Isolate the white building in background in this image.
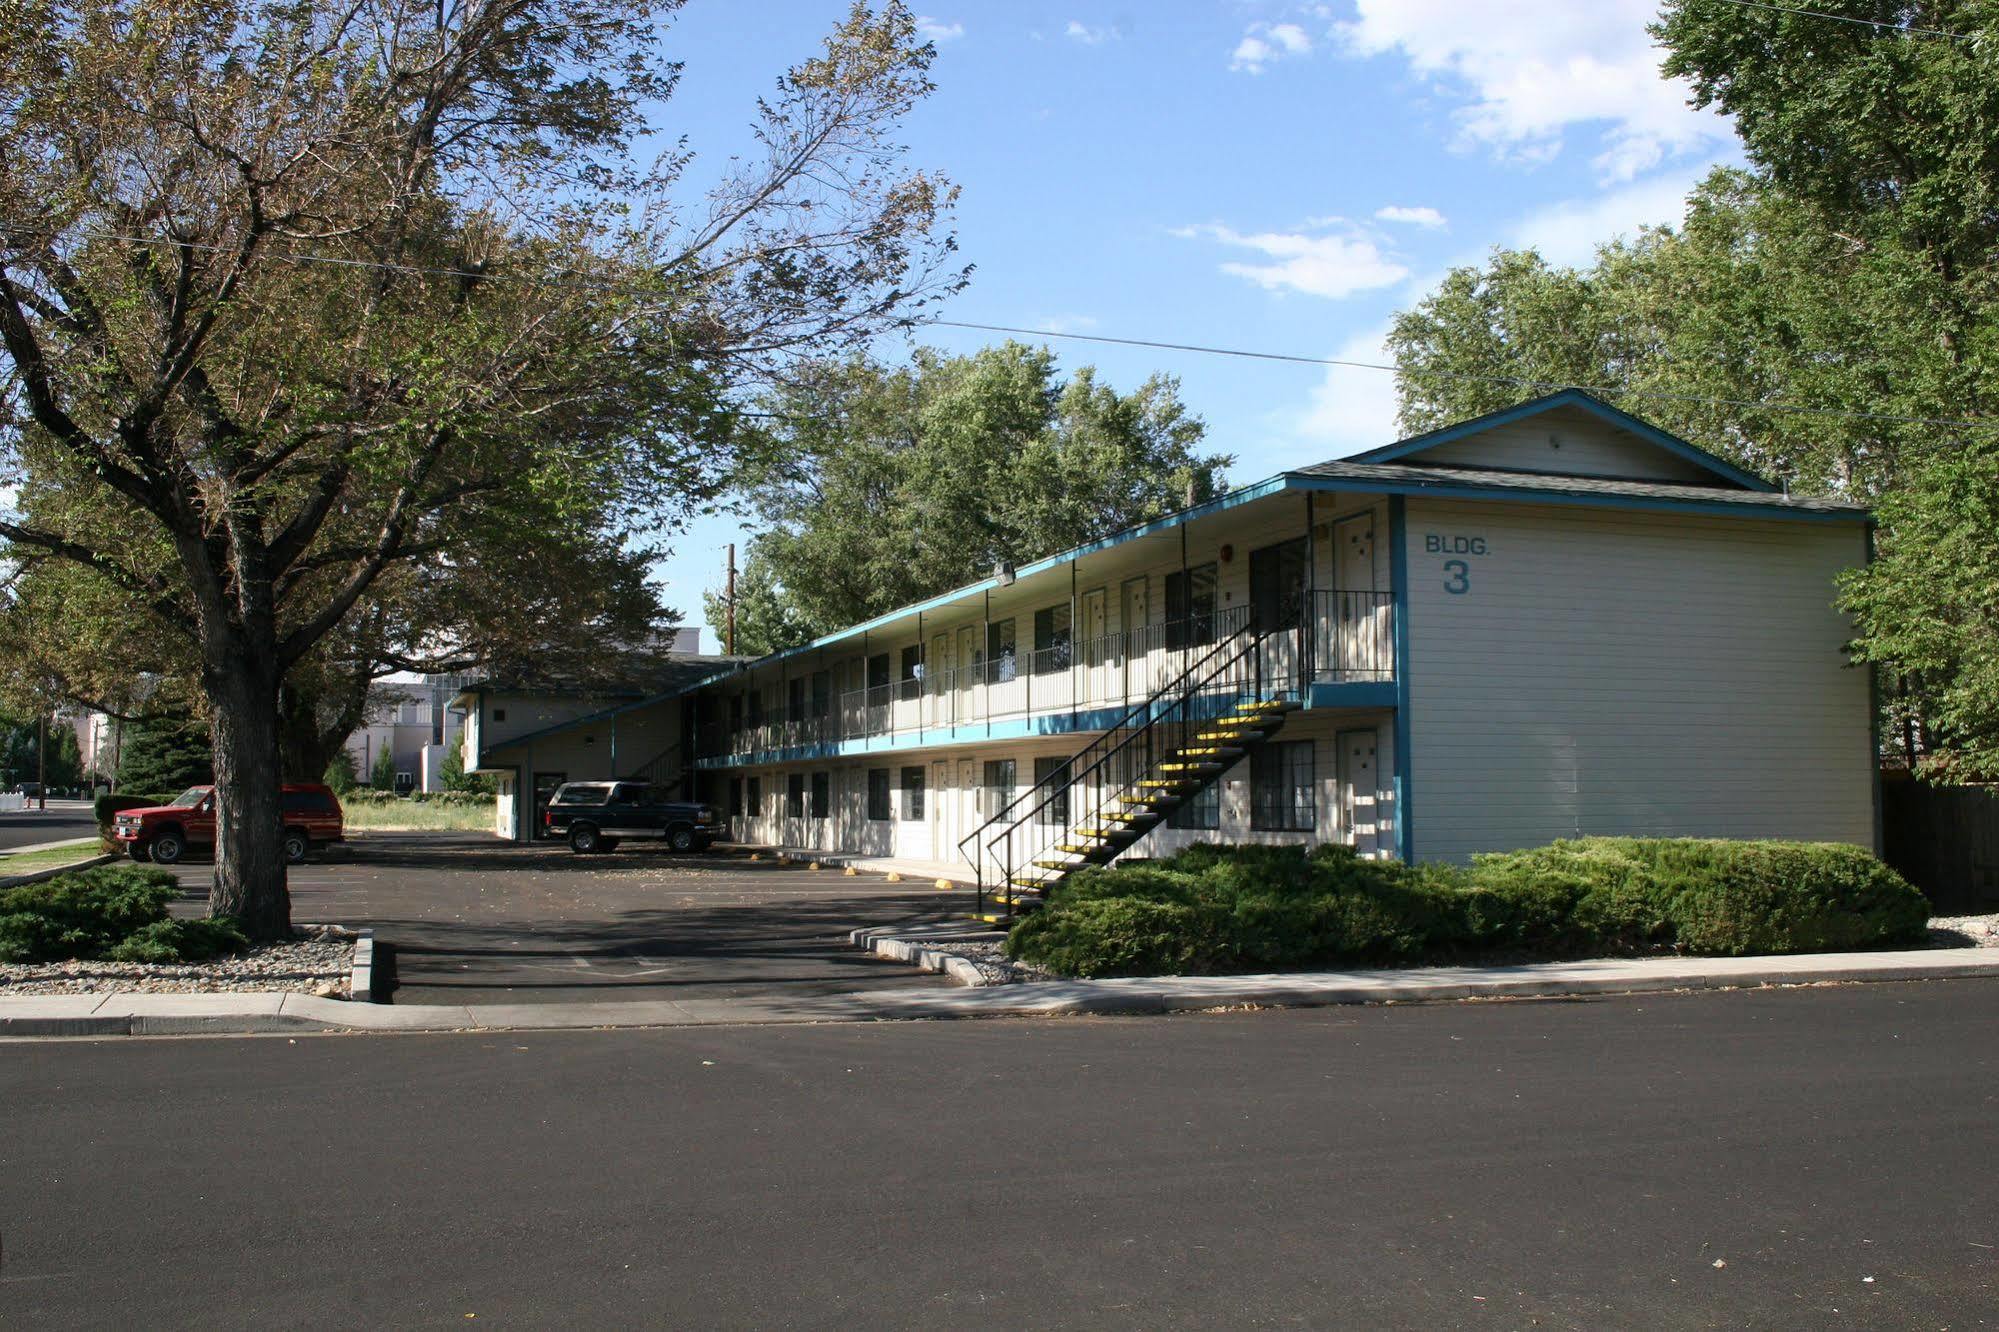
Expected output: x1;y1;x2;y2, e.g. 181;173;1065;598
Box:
458;393;1877;914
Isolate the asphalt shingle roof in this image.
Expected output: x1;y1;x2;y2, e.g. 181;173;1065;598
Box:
1289;458;1868;516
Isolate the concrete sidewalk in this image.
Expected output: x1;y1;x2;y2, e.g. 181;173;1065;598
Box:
7;946;1999;1037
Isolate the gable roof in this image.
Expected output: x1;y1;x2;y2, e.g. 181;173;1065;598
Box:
1344;388;1779;493
1288;459;1864;517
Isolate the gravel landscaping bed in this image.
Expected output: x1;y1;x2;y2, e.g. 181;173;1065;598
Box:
0;924;356;998
912;938;1055;985
1928;913;1999;948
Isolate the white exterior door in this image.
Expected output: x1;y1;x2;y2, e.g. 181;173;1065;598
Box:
929;632;951;724
1337;730;1379;855
929;758;950;863
957;625;980;724
1119;576;1150;702
1079;587;1109;704
1333;513;1382;680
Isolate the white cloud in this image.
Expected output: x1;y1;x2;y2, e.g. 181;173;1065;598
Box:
1230;21;1313;74
1034;314;1100;335
915;16;964;43
1175;223;1408;301
1289;322;1406;461
1336;0;1732;181
1065;20;1116;45
1374;204;1447;229
1506;166;1708;266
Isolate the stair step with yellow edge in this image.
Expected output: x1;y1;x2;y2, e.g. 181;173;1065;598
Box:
1156;761;1223;774
1136;778;1196;790
1176;746;1244;759
1115;794;1168;806
1054;842;1105;855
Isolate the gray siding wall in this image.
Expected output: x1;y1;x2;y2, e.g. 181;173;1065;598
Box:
1409;407;1724;485
1404;499;1875;862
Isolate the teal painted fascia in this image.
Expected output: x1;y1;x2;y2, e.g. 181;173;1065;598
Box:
1345;388;1779;493
1308;680;1398;711
690;703;1146;770
680;473;1301;693
1289;473;1863;523
1389;495;1413;864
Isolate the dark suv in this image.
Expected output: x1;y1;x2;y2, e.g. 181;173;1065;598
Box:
542;781;720;854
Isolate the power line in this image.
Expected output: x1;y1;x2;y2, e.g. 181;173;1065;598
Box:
7;220;1999;432
1704;0;1976;41
927;319;1999;432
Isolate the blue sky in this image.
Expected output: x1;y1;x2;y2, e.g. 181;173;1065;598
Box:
651;0;1745;642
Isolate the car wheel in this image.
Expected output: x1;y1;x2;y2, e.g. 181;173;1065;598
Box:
127;842;151;863
569;824;601;854
149;831;185;865
282;829;310;864
667;825;697;853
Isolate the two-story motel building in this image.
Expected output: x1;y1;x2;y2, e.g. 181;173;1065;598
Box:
459;391;1877;897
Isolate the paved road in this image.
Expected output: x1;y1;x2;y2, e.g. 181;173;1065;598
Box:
0;800;96;851
166;832;956;1003
5;980;1996;1328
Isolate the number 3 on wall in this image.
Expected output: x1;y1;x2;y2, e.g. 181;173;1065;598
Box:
1442;559;1471;595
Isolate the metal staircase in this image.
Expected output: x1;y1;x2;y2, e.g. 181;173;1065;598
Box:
621;740;686;794
958;608;1302;923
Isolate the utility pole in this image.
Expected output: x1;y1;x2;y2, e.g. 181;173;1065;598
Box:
36;711;47;810
725;542;737;657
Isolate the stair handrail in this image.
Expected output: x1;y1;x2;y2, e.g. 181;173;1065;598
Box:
954;606;1252;870
958;607;1296;907
980;626;1278;891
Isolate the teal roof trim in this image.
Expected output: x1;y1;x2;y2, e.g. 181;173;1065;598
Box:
678;473;1297;692
1345;389;1779;493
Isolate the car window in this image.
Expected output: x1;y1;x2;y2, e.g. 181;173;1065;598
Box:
168;787;209;809
552;784;611;805
611;784;652;805
283;790;334;814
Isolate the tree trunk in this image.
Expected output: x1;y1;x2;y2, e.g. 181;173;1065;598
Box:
277;678;369;783
206;652;292;940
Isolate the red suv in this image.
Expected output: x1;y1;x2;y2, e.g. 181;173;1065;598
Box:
112;784;345;866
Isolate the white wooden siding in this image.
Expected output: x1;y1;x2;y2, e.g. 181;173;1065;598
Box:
1406;407;1726;485
1404;499;1874;862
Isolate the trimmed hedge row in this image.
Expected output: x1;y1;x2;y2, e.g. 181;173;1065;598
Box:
1003;838;1931;979
0;865;247;964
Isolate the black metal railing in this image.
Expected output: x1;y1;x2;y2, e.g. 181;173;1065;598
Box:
957;606;1304;915
691;593;1392;764
1310;589;1394;682
622;740;686;793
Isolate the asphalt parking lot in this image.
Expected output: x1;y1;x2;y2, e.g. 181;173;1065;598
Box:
0;799;98;850
165;832;958;1004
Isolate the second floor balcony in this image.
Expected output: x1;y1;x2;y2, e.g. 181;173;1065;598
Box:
694;590;1394;764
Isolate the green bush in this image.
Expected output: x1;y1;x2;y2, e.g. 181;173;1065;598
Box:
105;917;249;963
0;865;181;962
1004;837;1930;978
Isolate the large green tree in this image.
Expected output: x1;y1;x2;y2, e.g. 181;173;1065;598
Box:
709;343;1231;653
0;0;962;936
1389;0;1999;777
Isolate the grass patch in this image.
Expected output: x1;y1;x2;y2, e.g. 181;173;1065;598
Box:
0;840;107;875
0;863;247;964
1005;838;1930;979
341;799;494;832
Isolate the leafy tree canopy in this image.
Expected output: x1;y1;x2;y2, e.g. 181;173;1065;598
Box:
708;343;1231;654
0;0;963;935
1388;0;1999;777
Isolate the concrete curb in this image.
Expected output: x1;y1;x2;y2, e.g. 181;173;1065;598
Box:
0;852;118;890
5;946;1999;1038
849;924;1007;987
349;929;377;1002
